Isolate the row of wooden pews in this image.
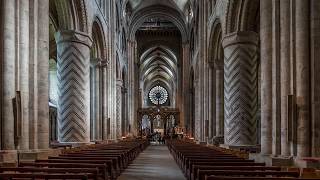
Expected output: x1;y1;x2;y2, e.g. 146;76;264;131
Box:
167;140;320;180
0;139;149;180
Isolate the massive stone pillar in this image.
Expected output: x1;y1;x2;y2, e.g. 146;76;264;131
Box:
260;0;273;155
116;80;122;139
280;0;291;156
19;0;30;150
55;30;92;143
2;0;16;150
222;31;259;146
295;0;310;157
215;62;224;137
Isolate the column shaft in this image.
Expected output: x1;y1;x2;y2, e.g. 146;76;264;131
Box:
19;0;29;150
116;82;122;139
37;0;49;149
55;30;92;143
260;0;273;155
94;67;100;140
222;31;259;146
272;0;281;155
295;0;310;157
215;67;224;137
102;67;108;140
2;0;16;150
280;0;291;156
208;67;215;139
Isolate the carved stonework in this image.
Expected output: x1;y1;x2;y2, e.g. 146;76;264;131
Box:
222;31;259;146
55;30;92;142
116;84;122;139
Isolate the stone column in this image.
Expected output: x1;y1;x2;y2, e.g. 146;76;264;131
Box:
272;0;281;155
37;0;49;149
2;0;16;150
208;65;215;139
295;0;310;157
19;0;30;150
116;80;122;139
280;0;291;156
102;65;108;140
94;65;101;140
122;87;128;136
55;30;92;143
260;0;273;155
222;31;259;146
194;79;200;140
215;61;224;137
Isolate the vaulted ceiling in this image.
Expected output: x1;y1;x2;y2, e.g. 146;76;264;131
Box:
128;0;189;13
128;0;187;107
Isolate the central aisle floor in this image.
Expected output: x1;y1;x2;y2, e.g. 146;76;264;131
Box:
117;144;186;180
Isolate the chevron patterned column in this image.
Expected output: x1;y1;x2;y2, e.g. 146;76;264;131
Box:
116;80;123;139
55;30;92;143
222;31;259;146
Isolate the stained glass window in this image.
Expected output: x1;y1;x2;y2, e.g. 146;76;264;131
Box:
148;85;168;105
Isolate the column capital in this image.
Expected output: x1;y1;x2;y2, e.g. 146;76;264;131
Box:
222;31;259;48
55;30;92;48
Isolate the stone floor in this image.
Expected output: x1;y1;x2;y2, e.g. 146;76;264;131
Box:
118;144;186;180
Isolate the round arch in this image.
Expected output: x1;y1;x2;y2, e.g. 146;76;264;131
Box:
129;5;188;42
225;0;259;34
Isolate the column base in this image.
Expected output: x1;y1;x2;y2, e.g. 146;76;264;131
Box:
18;149;62;161
294;157;320;168
249;153;293;166
0;150;18;166
219;144;261;153
55;142;94;147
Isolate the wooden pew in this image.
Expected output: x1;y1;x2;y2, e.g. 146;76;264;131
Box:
0;173;89;179
0;167;99;180
167;139;320;180
191;166;281;180
205;175;320;180
11;139;149;180
199;170;300;180
19;162;108;180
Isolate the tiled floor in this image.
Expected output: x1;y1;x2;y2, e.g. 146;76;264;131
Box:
117;144;186;180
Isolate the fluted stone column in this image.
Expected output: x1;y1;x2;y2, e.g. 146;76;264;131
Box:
222;31;259;146
19;0;30;150
116;80;123;139
296;0;310;157
215;62;224;137
2;0;16;150
55;30;92;143
260;0;273;155
280;0;291;156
